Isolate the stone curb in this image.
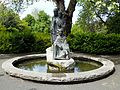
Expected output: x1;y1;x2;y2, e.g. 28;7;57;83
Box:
2;54;115;83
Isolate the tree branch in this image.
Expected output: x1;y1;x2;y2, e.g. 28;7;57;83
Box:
95;11;106;24
61;0;77;36
90;0;106;24
67;0;77;17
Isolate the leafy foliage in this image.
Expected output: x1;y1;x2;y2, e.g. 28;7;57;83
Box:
2;0;77;36
0;3;30;32
68;32;120;55
23;14;35;26
33;32;51;52
23;11;51;33
0;3;51;54
77;0;120;33
0;31;33;53
107;13;120;34
0;31;51;54
71;23;84;34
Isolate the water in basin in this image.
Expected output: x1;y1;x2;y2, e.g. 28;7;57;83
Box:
15;58;102;73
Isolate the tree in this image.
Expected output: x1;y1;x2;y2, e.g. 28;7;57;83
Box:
36;11;51;33
0;3;19;31
77;0;120;33
2;0;77;36
0;2;30;32
23;10;51;33
23;14;35;26
107;12;120;34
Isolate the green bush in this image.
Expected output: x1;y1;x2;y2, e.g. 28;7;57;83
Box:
0;31;51;54
0;31;12;53
67;32;120;55
0;31;35;53
32;32;51;53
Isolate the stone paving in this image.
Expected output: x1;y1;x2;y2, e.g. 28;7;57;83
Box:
0;53;120;90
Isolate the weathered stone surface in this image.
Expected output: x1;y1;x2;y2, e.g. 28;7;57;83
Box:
46;47;54;61
46;47;75;72
47;58;75;72
2;54;115;83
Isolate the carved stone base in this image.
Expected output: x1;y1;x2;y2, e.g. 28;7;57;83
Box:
46;47;75;72
47;58;75;72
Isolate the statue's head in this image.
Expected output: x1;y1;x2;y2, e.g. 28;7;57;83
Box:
53;8;59;17
58;11;63;18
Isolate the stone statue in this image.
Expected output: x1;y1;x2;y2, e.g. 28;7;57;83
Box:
47;8;75;72
51;8;59;44
54;29;70;60
53;11;70;60
56;11;65;36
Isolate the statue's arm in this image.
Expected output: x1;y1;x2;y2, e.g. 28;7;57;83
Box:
54;37;63;49
50;17;53;33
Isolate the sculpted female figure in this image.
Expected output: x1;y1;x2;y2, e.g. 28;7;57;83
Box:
51;8;59;44
53;11;70;60
54;29;70;60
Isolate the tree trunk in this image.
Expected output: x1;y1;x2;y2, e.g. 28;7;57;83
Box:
54;0;77;36
65;0;77;36
63;13;72;36
53;0;65;12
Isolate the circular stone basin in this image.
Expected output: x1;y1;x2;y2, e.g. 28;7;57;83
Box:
2;54;115;83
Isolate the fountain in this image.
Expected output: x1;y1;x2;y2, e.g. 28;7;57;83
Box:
2;8;115;83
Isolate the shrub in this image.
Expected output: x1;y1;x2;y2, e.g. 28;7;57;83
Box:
0;31;13;53
0;31;51;54
33;32;51;53
67;32;120;55
0;31;35;53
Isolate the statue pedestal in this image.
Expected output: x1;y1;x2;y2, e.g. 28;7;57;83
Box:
46;47;75;73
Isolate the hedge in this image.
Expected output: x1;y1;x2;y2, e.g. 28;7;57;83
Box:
0;31;51;54
1;30;120;55
67;32;120;55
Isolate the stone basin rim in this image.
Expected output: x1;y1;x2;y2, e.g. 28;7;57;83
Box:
2;54;115;83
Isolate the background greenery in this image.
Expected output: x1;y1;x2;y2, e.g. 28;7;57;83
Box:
0;3;51;54
68;32;120;55
0;1;120;54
